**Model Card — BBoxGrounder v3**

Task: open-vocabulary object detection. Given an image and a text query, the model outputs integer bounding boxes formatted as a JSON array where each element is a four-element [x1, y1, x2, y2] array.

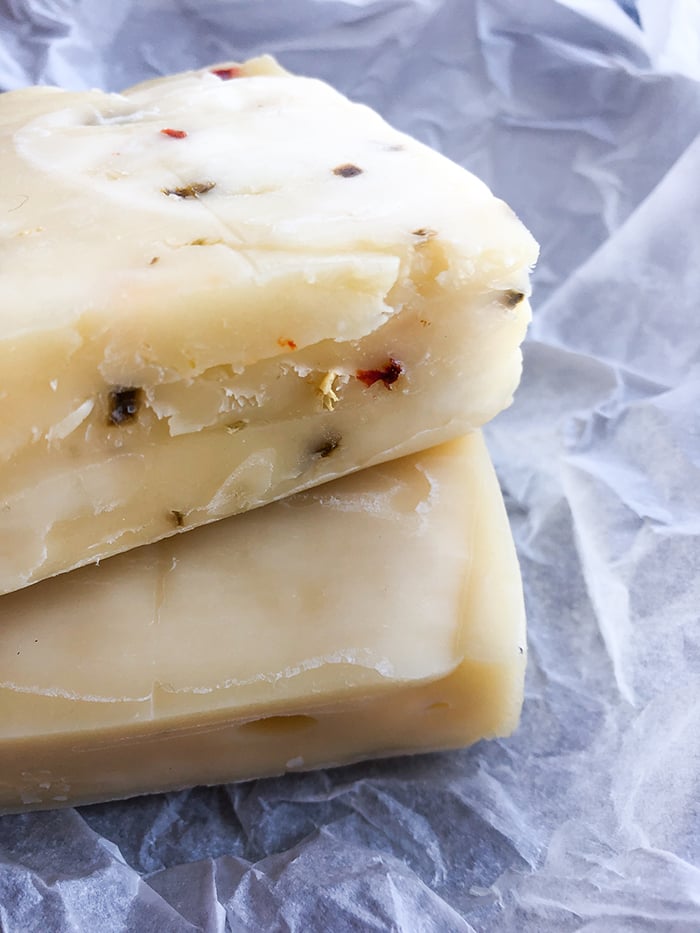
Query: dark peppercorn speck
[[108, 387, 142, 425], [333, 164, 363, 178], [162, 181, 216, 199], [311, 432, 342, 459], [503, 290, 525, 308]]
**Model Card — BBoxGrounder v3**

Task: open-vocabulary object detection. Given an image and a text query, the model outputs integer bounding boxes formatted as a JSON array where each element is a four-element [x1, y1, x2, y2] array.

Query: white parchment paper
[[0, 1, 699, 930]]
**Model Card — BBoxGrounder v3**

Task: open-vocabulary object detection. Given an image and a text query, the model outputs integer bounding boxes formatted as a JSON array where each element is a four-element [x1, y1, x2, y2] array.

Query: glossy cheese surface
[[0, 56, 538, 593], [0, 434, 526, 812]]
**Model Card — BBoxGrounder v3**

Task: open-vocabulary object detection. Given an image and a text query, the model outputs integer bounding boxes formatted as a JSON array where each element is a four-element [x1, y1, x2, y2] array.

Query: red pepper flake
[[277, 337, 297, 350], [160, 128, 188, 139], [211, 66, 242, 80], [356, 358, 403, 389]]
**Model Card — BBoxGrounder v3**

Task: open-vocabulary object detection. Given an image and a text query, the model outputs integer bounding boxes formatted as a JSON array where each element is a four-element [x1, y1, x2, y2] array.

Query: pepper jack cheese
[[0, 434, 525, 813], [0, 56, 538, 594]]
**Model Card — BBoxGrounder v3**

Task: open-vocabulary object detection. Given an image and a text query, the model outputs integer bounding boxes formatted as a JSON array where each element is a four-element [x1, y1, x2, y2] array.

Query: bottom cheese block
[[0, 433, 526, 813]]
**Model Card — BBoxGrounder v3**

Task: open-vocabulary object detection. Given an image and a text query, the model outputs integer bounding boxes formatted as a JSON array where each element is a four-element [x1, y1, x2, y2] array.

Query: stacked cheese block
[[0, 57, 537, 811]]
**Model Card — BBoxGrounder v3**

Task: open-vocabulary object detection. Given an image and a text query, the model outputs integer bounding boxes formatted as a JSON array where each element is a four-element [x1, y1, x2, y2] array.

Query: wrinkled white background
[[0, 1, 699, 930]]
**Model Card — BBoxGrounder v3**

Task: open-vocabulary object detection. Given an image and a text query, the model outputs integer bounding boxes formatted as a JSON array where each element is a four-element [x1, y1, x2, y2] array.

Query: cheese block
[[0, 433, 525, 813], [0, 56, 538, 594]]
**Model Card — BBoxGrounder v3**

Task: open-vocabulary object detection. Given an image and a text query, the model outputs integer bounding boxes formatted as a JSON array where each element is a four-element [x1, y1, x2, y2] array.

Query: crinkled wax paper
[[0, 0, 699, 930]]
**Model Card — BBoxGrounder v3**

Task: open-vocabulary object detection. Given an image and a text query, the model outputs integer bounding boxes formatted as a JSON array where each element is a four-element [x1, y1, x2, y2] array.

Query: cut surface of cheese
[[0, 433, 525, 813], [0, 55, 537, 594]]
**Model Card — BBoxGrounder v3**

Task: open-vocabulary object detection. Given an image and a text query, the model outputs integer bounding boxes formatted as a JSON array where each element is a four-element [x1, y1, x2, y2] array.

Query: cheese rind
[[0, 56, 537, 594], [0, 433, 526, 812]]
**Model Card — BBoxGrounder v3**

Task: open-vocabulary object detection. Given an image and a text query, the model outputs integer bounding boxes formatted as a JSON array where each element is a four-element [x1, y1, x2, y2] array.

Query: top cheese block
[[0, 55, 538, 595]]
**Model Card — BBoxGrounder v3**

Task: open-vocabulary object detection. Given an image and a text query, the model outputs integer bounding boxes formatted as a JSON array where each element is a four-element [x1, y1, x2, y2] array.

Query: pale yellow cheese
[[0, 55, 537, 594], [0, 433, 525, 813]]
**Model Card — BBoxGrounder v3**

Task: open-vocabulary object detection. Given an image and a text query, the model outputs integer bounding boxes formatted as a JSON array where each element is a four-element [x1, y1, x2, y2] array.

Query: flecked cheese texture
[[0, 434, 526, 813], [0, 55, 538, 594]]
